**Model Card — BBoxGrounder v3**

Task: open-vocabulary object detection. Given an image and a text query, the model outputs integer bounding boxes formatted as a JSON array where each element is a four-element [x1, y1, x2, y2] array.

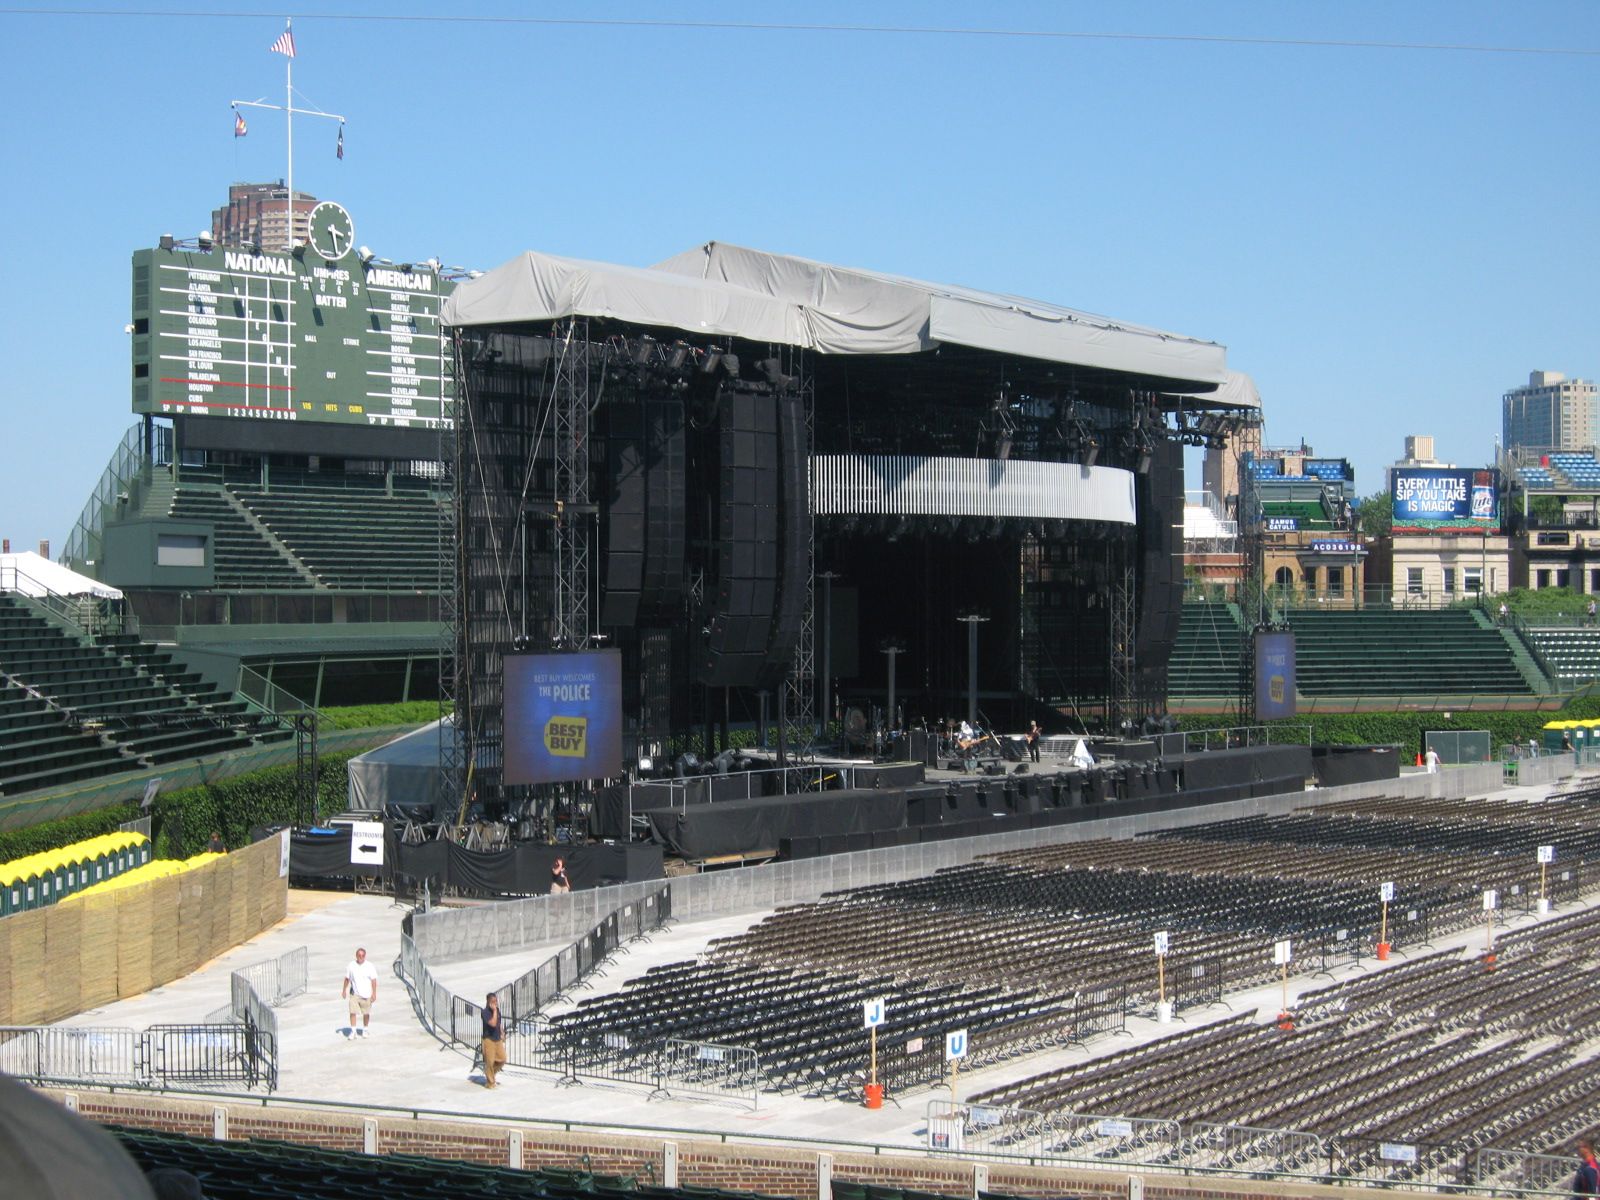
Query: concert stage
[[440, 244, 1260, 826]]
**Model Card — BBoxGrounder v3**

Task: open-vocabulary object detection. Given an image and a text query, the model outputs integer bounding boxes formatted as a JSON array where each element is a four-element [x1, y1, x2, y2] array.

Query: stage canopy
[[444, 242, 1234, 390]]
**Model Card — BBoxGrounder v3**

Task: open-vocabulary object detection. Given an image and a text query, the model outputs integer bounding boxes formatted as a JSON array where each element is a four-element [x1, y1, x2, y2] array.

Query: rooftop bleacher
[[1550, 452, 1600, 488], [1518, 464, 1557, 490]]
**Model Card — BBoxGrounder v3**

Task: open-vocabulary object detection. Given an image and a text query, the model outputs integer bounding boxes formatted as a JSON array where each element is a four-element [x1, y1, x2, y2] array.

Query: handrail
[[234, 663, 322, 733], [1506, 611, 1565, 686], [0, 565, 125, 638]]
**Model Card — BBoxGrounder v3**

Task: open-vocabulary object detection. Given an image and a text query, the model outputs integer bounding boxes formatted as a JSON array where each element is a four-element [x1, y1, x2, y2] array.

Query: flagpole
[[285, 18, 294, 251]]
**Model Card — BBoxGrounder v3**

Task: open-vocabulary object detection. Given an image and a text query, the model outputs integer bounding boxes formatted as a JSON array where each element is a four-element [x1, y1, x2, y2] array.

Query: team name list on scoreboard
[[133, 247, 453, 428]]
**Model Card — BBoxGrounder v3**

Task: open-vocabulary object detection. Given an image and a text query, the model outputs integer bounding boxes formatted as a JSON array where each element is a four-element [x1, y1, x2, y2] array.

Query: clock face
[[307, 201, 355, 261]]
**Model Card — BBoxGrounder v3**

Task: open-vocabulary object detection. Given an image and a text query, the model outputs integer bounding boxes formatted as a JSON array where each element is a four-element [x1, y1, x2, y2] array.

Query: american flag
[[269, 25, 296, 58], [234, 111, 248, 138]]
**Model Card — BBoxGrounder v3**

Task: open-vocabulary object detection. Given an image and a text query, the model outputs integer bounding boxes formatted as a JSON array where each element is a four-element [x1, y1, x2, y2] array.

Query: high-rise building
[[1502, 371, 1599, 458], [210, 181, 317, 251]]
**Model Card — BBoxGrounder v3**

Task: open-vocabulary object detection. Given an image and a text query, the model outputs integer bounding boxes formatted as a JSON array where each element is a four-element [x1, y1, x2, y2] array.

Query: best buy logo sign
[[545, 716, 588, 758]]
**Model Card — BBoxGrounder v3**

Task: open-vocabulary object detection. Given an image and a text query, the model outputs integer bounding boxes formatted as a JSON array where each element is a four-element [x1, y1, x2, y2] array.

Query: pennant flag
[[336, 125, 344, 160], [270, 25, 296, 58], [234, 111, 248, 138]]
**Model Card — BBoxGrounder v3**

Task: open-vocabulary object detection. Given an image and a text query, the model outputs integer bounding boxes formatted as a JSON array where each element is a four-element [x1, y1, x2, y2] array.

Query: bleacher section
[[155, 467, 444, 592], [1517, 464, 1557, 490], [1169, 601, 1243, 698], [1550, 452, 1600, 489], [1289, 608, 1532, 696], [168, 486, 306, 590], [232, 473, 442, 590], [1521, 627, 1600, 685], [0, 593, 285, 795]]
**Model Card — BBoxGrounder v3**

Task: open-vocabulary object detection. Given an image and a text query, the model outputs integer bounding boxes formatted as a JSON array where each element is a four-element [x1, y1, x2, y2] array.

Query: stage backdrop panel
[[503, 650, 623, 785]]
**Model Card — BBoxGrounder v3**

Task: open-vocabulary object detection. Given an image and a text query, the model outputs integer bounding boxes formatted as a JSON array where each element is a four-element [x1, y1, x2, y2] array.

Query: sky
[[0, 2, 1596, 552]]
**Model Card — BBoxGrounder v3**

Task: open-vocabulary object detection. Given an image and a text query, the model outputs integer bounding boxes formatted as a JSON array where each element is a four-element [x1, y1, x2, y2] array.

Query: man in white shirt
[[342, 946, 378, 1037]]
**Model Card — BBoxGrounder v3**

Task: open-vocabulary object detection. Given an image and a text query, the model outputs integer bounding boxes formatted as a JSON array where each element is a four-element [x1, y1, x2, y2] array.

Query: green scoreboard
[[130, 202, 454, 429]]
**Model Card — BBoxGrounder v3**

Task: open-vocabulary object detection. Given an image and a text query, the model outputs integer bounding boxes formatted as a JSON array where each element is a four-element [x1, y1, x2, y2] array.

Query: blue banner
[[1254, 631, 1297, 720], [503, 651, 623, 785]]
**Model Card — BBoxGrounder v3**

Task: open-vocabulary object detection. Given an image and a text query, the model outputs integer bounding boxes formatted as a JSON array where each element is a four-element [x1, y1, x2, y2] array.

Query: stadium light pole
[[956, 614, 989, 727]]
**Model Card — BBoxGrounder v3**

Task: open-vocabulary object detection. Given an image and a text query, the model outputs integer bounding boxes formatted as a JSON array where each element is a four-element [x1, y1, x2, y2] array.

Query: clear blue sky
[[1, 2, 1595, 552]]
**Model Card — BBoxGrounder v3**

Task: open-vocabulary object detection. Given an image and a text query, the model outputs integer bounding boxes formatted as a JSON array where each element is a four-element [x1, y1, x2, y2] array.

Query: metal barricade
[[1033, 1110, 1185, 1169], [1071, 984, 1127, 1043], [1473, 1146, 1576, 1196], [1173, 956, 1225, 1011], [0, 1025, 143, 1086], [145, 1023, 274, 1091], [658, 1039, 760, 1109], [1325, 1135, 1472, 1191], [924, 1099, 1046, 1156], [1187, 1121, 1324, 1176], [233, 946, 309, 1007]]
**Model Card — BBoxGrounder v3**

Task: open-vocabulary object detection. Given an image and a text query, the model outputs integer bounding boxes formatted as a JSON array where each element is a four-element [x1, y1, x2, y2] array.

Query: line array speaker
[[697, 390, 781, 687], [600, 392, 686, 628]]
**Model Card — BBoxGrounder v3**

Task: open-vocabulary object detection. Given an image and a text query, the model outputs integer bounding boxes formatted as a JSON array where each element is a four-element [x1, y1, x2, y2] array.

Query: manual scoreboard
[[130, 202, 454, 429]]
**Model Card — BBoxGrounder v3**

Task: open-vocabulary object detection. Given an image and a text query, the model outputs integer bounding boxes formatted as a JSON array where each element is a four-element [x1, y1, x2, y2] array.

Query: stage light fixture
[[632, 338, 655, 365], [698, 350, 721, 374], [667, 343, 690, 370], [720, 354, 741, 378]]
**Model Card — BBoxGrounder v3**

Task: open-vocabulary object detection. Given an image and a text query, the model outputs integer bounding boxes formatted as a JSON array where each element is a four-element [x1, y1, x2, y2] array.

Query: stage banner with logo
[[1254, 630, 1297, 720], [503, 650, 623, 784]]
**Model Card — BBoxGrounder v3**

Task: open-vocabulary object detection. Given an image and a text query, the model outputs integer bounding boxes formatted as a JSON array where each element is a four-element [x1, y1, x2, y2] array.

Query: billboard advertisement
[[1391, 468, 1499, 531], [503, 651, 623, 785], [1254, 631, 1297, 720]]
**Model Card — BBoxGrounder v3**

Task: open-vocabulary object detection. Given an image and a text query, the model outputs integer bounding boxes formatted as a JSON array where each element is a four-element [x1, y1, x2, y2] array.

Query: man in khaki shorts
[[342, 946, 378, 1037]]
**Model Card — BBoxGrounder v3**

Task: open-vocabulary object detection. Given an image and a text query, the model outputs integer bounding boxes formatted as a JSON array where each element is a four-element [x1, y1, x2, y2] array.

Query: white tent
[[0, 551, 121, 600]]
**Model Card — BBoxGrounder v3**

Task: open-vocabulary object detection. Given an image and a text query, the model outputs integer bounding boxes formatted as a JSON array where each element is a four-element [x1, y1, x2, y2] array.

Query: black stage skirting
[[1170, 743, 1313, 791], [1311, 744, 1400, 787], [287, 827, 663, 893], [641, 788, 905, 859], [779, 776, 1309, 861]]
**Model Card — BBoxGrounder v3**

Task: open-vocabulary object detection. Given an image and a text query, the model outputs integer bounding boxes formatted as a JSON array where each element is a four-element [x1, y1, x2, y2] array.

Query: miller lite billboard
[[1391, 468, 1498, 531]]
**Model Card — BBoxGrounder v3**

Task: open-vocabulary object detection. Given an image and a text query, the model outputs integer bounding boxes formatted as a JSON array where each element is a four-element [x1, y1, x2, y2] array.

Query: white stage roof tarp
[[443, 242, 1230, 387], [654, 241, 1228, 386], [443, 250, 810, 346], [0, 551, 122, 600]]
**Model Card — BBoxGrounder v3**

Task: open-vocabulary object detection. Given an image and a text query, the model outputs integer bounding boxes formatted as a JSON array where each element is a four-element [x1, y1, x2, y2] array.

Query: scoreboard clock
[[129, 203, 454, 429]]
